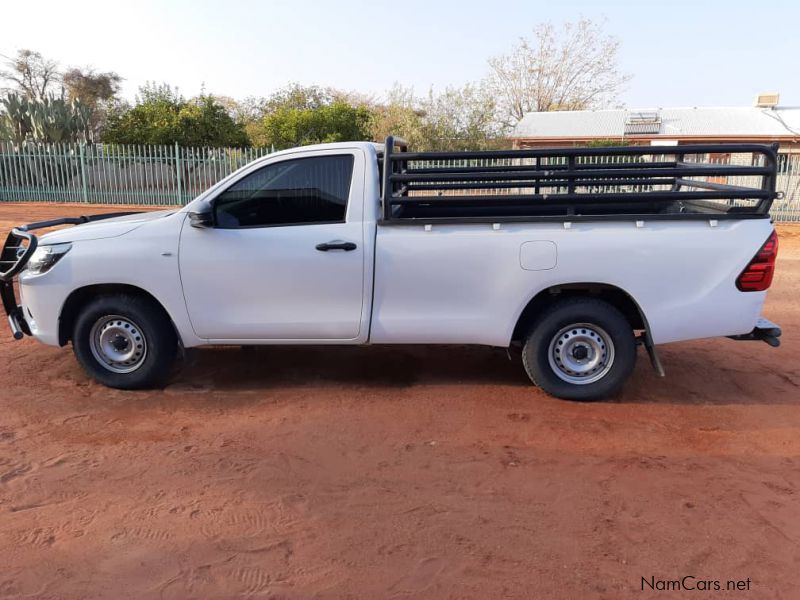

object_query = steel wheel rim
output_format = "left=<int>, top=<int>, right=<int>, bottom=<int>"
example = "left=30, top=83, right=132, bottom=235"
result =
left=547, top=322, right=615, bottom=385
left=89, top=315, right=147, bottom=374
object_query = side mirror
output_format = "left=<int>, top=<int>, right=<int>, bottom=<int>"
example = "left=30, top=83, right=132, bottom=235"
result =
left=189, top=210, right=213, bottom=229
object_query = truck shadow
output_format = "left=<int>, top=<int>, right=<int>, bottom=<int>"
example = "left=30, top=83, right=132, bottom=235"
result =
left=179, top=344, right=530, bottom=390
left=173, top=342, right=799, bottom=405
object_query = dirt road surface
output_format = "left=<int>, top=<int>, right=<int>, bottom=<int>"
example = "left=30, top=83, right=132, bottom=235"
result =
left=1, top=203, right=799, bottom=599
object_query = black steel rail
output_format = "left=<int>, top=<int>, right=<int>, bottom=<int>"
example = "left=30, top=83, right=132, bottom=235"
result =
left=0, top=211, right=140, bottom=340
left=0, top=212, right=140, bottom=281
left=379, top=137, right=780, bottom=223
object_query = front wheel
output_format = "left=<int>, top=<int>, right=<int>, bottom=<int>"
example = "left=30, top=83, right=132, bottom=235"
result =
left=522, top=298, right=636, bottom=401
left=72, top=294, right=177, bottom=389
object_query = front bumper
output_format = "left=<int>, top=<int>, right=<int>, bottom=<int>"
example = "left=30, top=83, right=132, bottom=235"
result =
left=0, top=280, right=29, bottom=340
left=728, top=317, right=783, bottom=347
left=1, top=212, right=140, bottom=342
left=1, top=226, right=38, bottom=340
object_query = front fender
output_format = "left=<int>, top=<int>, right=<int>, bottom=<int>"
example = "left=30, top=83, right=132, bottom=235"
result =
left=19, top=213, right=204, bottom=348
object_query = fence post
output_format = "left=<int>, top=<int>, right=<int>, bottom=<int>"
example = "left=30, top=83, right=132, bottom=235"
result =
left=79, top=144, right=89, bottom=203
left=175, top=142, right=182, bottom=205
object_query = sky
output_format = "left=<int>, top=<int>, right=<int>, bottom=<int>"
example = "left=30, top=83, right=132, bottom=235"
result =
left=2, top=0, right=798, bottom=109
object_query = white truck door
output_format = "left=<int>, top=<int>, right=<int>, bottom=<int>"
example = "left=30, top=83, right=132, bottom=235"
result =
left=178, top=149, right=366, bottom=341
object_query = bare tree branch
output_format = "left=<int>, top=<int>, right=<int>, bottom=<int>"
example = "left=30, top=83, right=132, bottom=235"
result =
left=0, top=49, right=61, bottom=101
left=486, top=18, right=632, bottom=129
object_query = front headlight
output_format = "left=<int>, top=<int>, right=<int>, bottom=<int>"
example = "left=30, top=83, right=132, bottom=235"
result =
left=26, top=243, right=72, bottom=276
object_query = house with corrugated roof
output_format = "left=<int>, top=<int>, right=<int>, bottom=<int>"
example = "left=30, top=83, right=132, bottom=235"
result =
left=511, top=96, right=800, bottom=155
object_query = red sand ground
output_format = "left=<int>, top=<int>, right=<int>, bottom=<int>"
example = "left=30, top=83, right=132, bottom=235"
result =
left=1, top=203, right=799, bottom=599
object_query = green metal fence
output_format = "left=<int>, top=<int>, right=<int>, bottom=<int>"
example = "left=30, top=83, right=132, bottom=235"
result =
left=2, top=141, right=800, bottom=222
left=0, top=141, right=272, bottom=205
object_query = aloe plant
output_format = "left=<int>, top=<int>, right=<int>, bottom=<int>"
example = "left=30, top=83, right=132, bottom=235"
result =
left=0, top=93, right=33, bottom=146
left=0, top=92, right=90, bottom=144
left=0, top=92, right=92, bottom=188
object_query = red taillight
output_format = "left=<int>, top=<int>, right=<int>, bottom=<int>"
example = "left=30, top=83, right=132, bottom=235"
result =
left=736, top=230, right=778, bottom=292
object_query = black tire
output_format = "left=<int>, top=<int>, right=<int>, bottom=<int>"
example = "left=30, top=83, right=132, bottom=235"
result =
left=521, top=298, right=636, bottom=401
left=72, top=294, right=178, bottom=389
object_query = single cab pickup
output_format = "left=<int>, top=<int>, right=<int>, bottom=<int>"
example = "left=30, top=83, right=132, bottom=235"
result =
left=0, top=137, right=782, bottom=399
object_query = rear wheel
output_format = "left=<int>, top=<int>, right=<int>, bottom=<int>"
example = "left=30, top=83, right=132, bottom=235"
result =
left=522, top=298, right=636, bottom=401
left=72, top=294, right=177, bottom=389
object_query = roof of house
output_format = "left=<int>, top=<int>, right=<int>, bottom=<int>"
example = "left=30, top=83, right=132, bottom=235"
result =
left=512, top=106, right=800, bottom=139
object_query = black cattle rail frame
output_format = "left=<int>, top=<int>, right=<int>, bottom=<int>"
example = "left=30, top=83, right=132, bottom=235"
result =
left=379, top=136, right=780, bottom=223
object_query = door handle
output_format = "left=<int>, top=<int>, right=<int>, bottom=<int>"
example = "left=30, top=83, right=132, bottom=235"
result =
left=316, top=240, right=357, bottom=252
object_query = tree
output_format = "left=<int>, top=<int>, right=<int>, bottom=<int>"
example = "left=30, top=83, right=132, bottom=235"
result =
left=258, top=101, right=372, bottom=150
left=263, top=83, right=331, bottom=112
left=418, top=84, right=502, bottom=151
left=62, top=67, right=122, bottom=141
left=246, top=84, right=372, bottom=149
left=177, top=95, right=249, bottom=147
left=0, top=49, right=60, bottom=101
left=368, top=83, right=505, bottom=151
left=102, top=83, right=249, bottom=147
left=486, top=18, right=631, bottom=129
left=0, top=50, right=124, bottom=142
left=62, top=67, right=121, bottom=106
left=368, top=84, right=426, bottom=149
left=102, top=83, right=180, bottom=144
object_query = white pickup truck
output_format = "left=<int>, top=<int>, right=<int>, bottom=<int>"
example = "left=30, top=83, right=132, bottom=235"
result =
left=0, top=137, right=782, bottom=400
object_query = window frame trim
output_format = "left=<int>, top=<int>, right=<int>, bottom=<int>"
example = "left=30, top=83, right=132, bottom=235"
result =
left=208, top=151, right=358, bottom=230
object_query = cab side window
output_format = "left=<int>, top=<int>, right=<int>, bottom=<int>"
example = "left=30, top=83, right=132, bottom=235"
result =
left=214, top=155, right=354, bottom=228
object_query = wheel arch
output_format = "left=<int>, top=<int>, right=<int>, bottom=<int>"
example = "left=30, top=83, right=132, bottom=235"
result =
left=58, top=283, right=177, bottom=346
left=511, top=283, right=649, bottom=345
